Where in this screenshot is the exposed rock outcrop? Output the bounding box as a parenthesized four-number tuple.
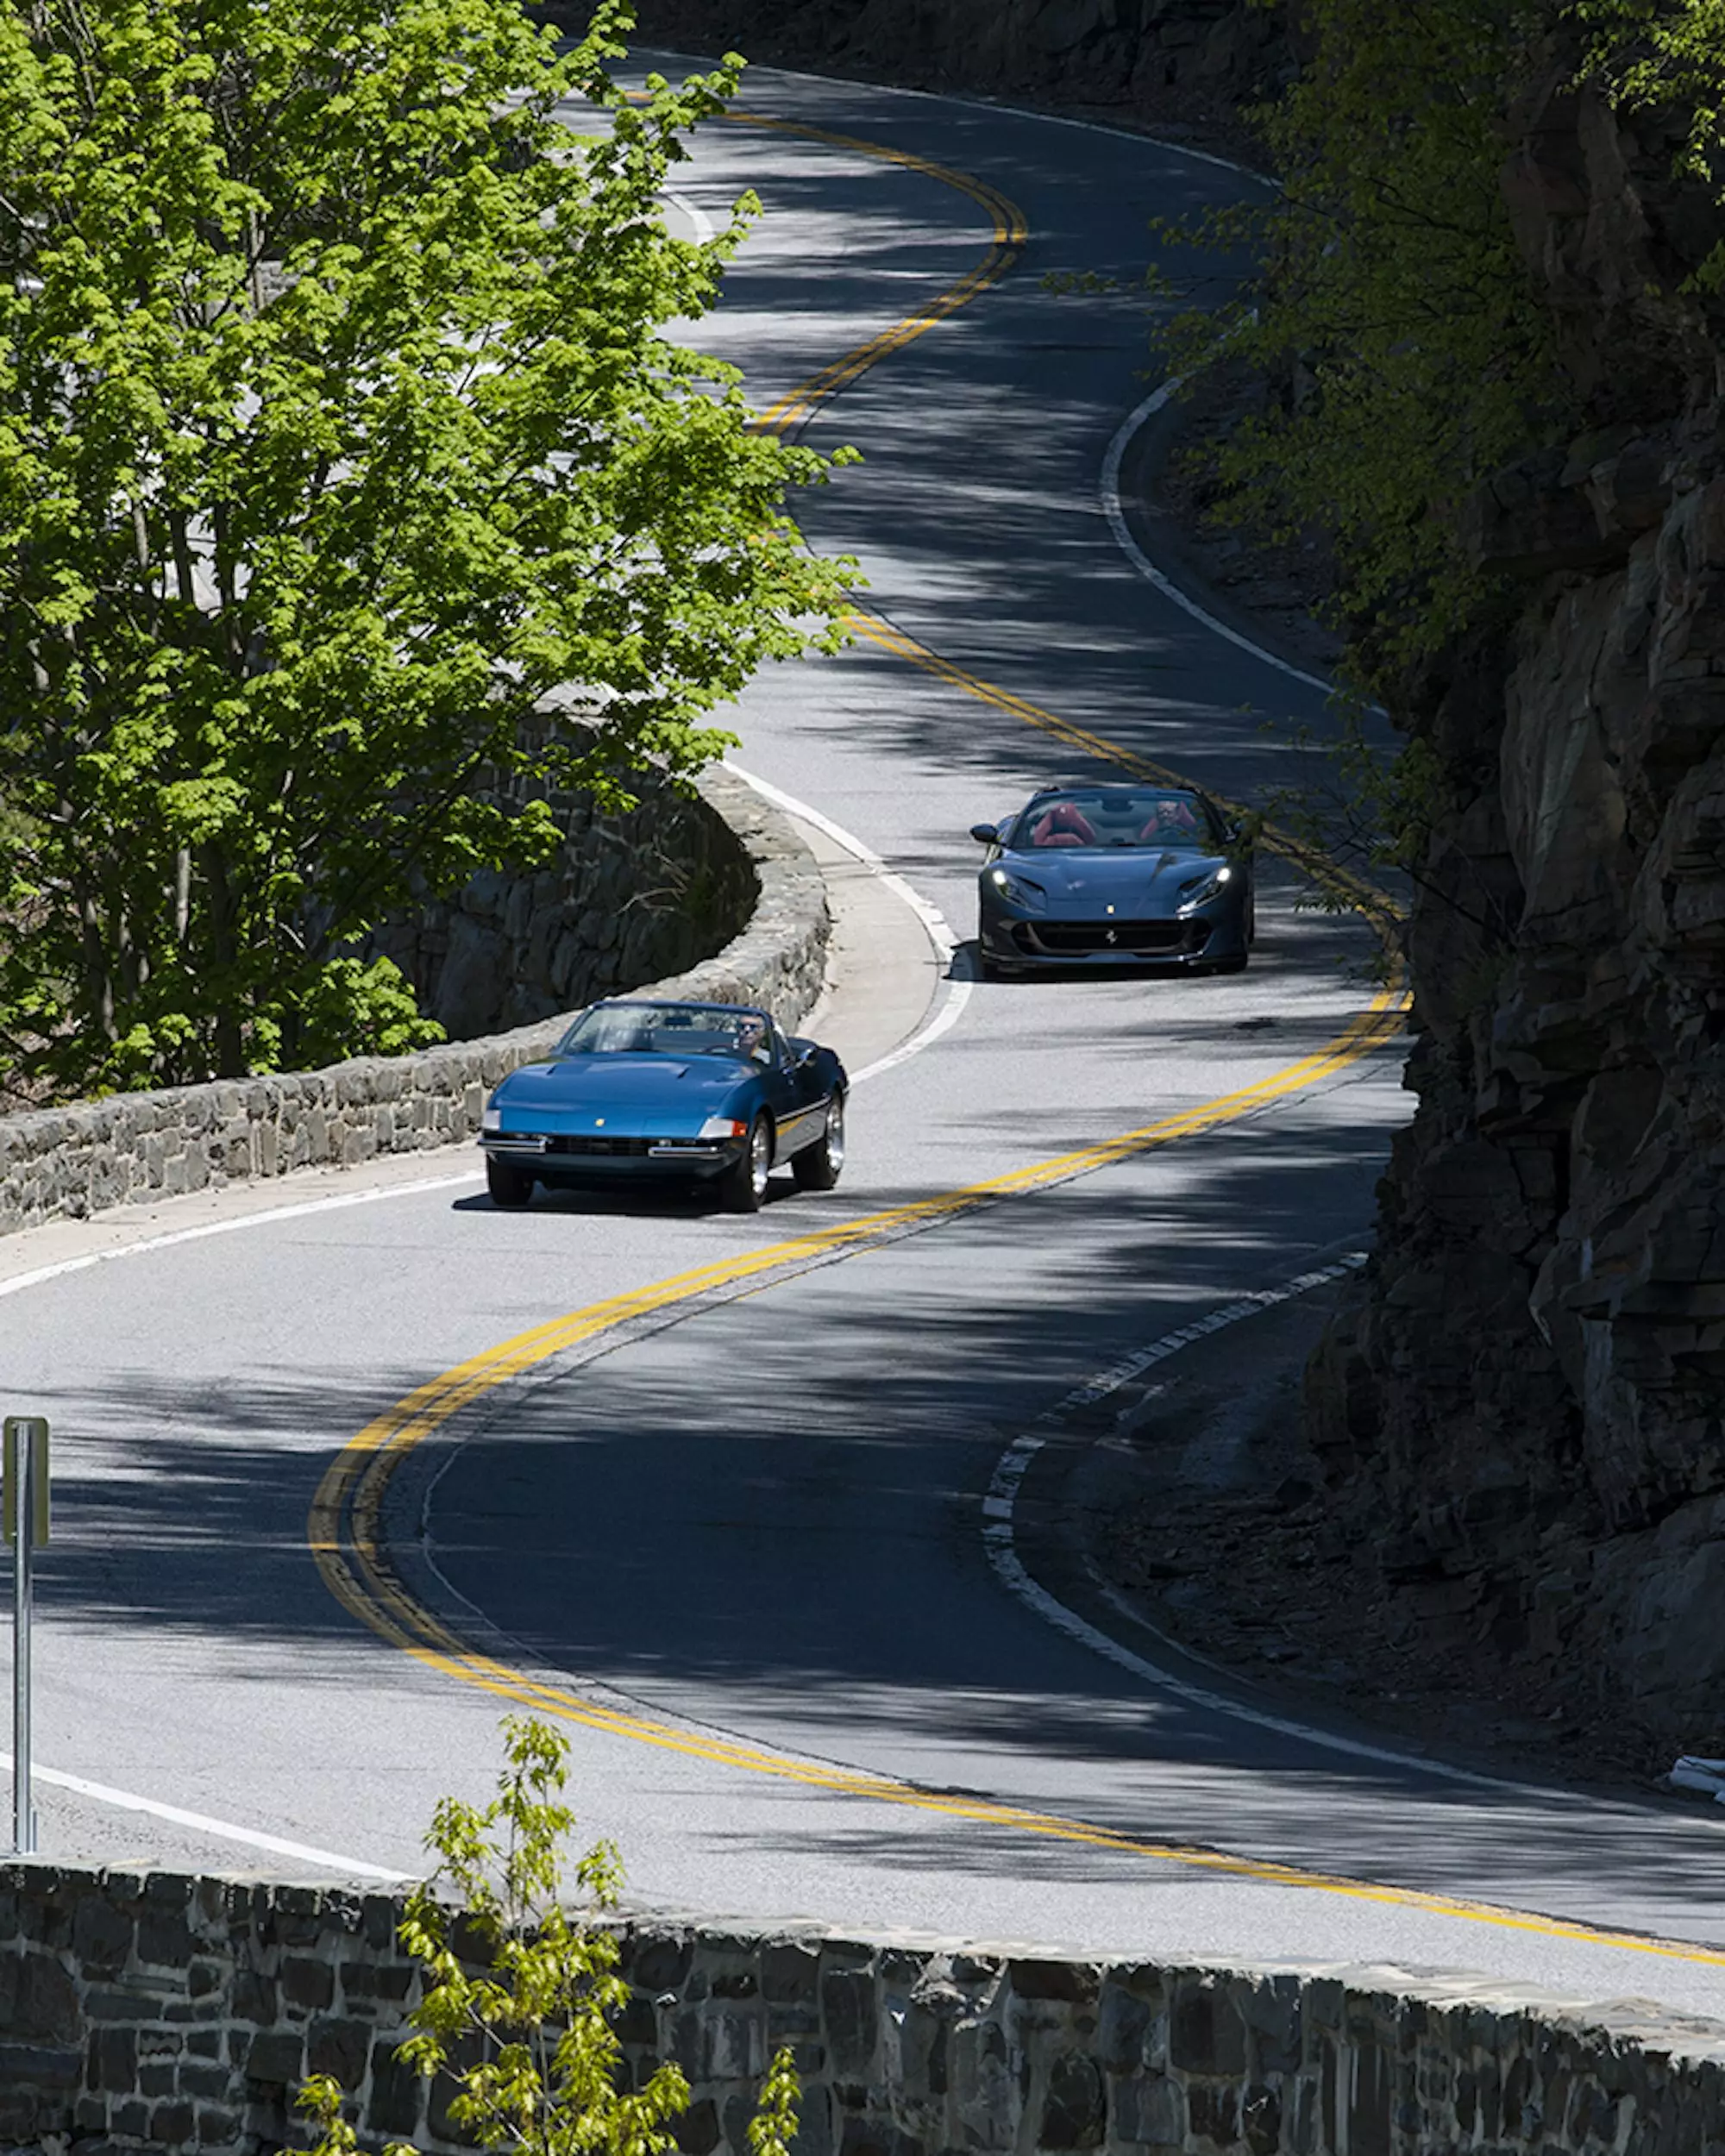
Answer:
(1309, 56, 1725, 1745)
(628, 0, 1289, 134)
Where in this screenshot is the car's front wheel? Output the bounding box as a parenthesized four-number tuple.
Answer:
(720, 1115, 774, 1213)
(486, 1156, 535, 1209)
(793, 1092, 845, 1191)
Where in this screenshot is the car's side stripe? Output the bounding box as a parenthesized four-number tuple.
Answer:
(775, 1094, 832, 1141)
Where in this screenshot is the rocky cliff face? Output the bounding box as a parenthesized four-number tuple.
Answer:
(1310, 58, 1725, 1747)
(629, 0, 1288, 134)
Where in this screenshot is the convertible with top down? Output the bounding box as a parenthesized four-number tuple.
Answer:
(972, 780, 1255, 978)
(478, 998, 847, 1212)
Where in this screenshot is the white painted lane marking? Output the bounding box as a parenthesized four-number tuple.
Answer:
(633, 48, 1277, 185)
(1056, 1253, 1364, 1409)
(662, 186, 717, 245)
(724, 761, 973, 1082)
(0, 768, 967, 1854)
(0, 79, 1303, 1876)
(0, 1173, 482, 1306)
(0, 769, 963, 1313)
(977, 1254, 1630, 1800)
(0, 1752, 409, 1879)
(1100, 382, 1335, 696)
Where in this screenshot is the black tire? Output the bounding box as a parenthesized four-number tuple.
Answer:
(720, 1115, 773, 1213)
(793, 1092, 845, 1191)
(1210, 954, 1249, 975)
(486, 1156, 535, 1209)
(978, 946, 1013, 982)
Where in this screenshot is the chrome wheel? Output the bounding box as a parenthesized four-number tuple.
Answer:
(722, 1114, 773, 1213)
(794, 1092, 845, 1191)
(748, 1116, 772, 1202)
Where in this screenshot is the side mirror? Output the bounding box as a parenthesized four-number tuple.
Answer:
(792, 1041, 819, 1070)
(969, 823, 999, 845)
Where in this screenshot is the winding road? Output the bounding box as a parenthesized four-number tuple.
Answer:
(4, 55, 1724, 2023)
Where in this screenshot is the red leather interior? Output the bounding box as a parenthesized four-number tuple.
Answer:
(1032, 804, 1096, 845)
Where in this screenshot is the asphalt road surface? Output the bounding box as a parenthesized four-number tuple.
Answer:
(3, 54, 1724, 2024)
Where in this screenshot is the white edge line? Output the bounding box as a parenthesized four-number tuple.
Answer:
(0, 1172, 482, 1306)
(661, 185, 717, 246)
(0, 1752, 410, 1880)
(1101, 383, 1336, 696)
(630, 47, 1276, 185)
(0, 760, 957, 1310)
(0, 762, 963, 1860)
(0, 761, 952, 1305)
(724, 759, 973, 1082)
(982, 1256, 1634, 1805)
(2, 86, 1301, 1881)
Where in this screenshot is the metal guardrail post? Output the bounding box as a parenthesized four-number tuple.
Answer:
(4, 1415, 50, 1856)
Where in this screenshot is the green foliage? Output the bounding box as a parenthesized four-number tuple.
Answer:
(1579, 0, 1725, 290)
(1151, 0, 1563, 689)
(1150, 0, 1725, 694)
(299, 1715, 800, 2156)
(0, 0, 856, 1094)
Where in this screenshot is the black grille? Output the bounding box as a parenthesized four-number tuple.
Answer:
(1019, 919, 1208, 957)
(545, 1134, 654, 1157)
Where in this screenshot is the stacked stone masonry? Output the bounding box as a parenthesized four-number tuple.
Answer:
(0, 763, 830, 1240)
(368, 759, 762, 1044)
(0, 1865, 1722, 2156)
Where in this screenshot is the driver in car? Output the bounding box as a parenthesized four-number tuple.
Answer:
(734, 1014, 771, 1063)
(1146, 796, 1199, 837)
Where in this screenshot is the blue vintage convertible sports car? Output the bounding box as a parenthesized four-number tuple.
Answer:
(971, 780, 1256, 978)
(478, 998, 847, 1212)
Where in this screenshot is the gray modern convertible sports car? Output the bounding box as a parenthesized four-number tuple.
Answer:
(972, 780, 1255, 978)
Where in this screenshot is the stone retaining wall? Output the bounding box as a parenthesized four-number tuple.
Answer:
(0, 1865, 1722, 2155)
(0, 764, 830, 1240)
(370, 762, 762, 1044)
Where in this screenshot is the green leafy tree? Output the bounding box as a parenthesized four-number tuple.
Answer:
(0, 0, 854, 1094)
(1138, 0, 1725, 929)
(1152, 0, 1564, 691)
(1580, 0, 1725, 291)
(1152, 0, 1725, 693)
(300, 1715, 800, 2156)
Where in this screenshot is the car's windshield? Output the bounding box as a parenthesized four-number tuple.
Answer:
(1009, 790, 1220, 851)
(557, 1003, 770, 1061)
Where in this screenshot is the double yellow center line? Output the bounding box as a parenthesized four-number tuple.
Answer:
(295, 99, 1725, 1983)
(733, 113, 1026, 441)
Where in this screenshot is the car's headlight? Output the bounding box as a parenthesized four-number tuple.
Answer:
(699, 1115, 749, 1139)
(481, 1106, 502, 1132)
(987, 866, 1046, 912)
(1178, 865, 1233, 910)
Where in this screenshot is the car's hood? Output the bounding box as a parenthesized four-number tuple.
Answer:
(995, 848, 1225, 906)
(492, 1052, 752, 1134)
